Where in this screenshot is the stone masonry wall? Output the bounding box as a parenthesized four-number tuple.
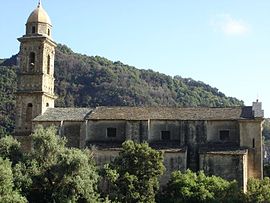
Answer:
(239, 120, 263, 179)
(199, 153, 247, 188)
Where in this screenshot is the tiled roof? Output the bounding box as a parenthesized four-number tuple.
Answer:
(33, 106, 254, 122)
(88, 106, 253, 121)
(33, 108, 93, 122)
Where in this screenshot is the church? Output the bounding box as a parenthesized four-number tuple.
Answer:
(14, 1, 264, 191)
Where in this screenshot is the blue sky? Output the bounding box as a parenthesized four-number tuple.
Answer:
(1, 1, 269, 117)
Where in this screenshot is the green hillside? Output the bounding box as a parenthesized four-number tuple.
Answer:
(0, 44, 243, 135)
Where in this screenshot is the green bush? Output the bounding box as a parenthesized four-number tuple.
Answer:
(103, 140, 165, 203)
(159, 169, 241, 203)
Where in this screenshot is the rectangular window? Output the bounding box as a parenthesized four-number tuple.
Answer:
(107, 128, 116, 138)
(219, 130, 229, 141)
(161, 131, 171, 140)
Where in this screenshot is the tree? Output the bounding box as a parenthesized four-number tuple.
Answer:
(245, 177, 270, 203)
(0, 157, 27, 203)
(0, 135, 23, 165)
(263, 119, 270, 140)
(160, 169, 240, 203)
(104, 140, 165, 203)
(17, 126, 100, 203)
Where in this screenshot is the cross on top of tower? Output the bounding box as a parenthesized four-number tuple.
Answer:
(38, 0, 42, 8)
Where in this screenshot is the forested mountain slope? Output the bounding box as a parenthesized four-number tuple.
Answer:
(0, 44, 243, 135)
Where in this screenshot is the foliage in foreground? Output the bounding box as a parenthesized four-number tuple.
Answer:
(0, 126, 100, 203)
(0, 135, 23, 165)
(0, 157, 27, 203)
(1, 127, 270, 203)
(159, 169, 241, 203)
(245, 177, 270, 203)
(103, 140, 165, 203)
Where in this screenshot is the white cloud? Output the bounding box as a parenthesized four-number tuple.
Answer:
(211, 14, 250, 36)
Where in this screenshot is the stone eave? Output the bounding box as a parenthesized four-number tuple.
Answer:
(15, 91, 57, 99)
(18, 35, 56, 47)
(200, 149, 248, 155)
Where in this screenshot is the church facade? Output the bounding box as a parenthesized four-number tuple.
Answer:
(14, 2, 264, 191)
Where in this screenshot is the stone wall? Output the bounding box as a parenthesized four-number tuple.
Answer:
(33, 121, 84, 148)
(32, 121, 61, 129)
(93, 149, 120, 167)
(161, 150, 187, 186)
(206, 120, 239, 144)
(30, 117, 262, 191)
(87, 120, 126, 142)
(149, 120, 182, 142)
(199, 152, 248, 190)
(125, 120, 148, 142)
(61, 121, 82, 148)
(15, 93, 44, 134)
(184, 121, 205, 171)
(26, 22, 52, 37)
(239, 120, 263, 179)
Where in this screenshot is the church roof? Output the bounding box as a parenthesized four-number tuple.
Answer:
(33, 106, 255, 122)
(27, 1, 52, 25)
(88, 106, 254, 121)
(33, 108, 93, 122)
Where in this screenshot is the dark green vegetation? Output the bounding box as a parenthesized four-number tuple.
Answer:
(159, 170, 240, 203)
(0, 158, 27, 203)
(263, 118, 270, 140)
(0, 44, 243, 136)
(103, 140, 165, 202)
(54, 44, 242, 108)
(0, 127, 165, 203)
(0, 127, 270, 203)
(0, 126, 100, 203)
(0, 65, 16, 137)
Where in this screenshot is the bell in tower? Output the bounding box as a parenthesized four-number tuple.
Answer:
(15, 0, 57, 138)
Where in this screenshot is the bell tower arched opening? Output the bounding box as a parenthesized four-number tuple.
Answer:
(29, 52, 35, 70)
(32, 26, 36, 34)
(47, 55, 50, 74)
(26, 103, 33, 123)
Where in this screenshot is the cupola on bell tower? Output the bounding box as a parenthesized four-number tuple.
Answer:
(15, 0, 57, 136)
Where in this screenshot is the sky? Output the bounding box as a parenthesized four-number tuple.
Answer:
(0, 1, 269, 117)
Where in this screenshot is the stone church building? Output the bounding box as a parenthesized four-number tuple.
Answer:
(14, 2, 264, 191)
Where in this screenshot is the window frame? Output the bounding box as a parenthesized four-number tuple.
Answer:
(219, 130, 230, 141)
(107, 127, 117, 138)
(161, 130, 171, 141)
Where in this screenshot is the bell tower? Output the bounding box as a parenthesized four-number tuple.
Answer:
(15, 1, 57, 136)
